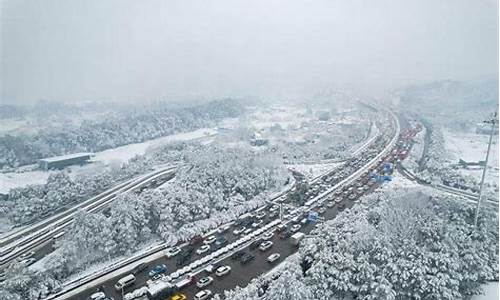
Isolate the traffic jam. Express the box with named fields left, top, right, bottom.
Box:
left=83, top=118, right=419, bottom=300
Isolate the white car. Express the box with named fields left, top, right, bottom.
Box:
left=259, top=241, right=273, bottom=251
left=252, top=220, right=263, bottom=228
left=90, top=292, right=106, bottom=300
left=195, top=289, right=212, bottom=300
left=217, top=225, right=231, bottom=233
left=196, top=276, right=214, bottom=288
left=19, top=258, right=36, bottom=266
left=165, top=246, right=181, bottom=258
left=215, top=265, right=231, bottom=277
left=290, top=224, right=301, bottom=232
left=244, top=228, right=253, bottom=235
left=326, top=201, right=335, bottom=208
left=197, top=244, right=211, bottom=255
left=233, top=227, right=246, bottom=235
left=256, top=211, right=266, bottom=219
left=267, top=253, right=281, bottom=263
left=261, top=231, right=274, bottom=240
left=204, top=236, right=217, bottom=244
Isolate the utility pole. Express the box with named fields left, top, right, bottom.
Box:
left=474, top=112, right=498, bottom=227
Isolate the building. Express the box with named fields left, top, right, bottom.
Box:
left=38, top=152, right=93, bottom=170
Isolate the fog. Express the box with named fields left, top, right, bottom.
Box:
left=1, top=0, right=498, bottom=104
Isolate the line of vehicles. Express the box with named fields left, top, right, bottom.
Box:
left=80, top=114, right=404, bottom=300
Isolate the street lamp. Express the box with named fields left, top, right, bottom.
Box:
left=473, top=112, right=498, bottom=227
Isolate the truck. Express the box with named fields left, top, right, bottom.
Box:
left=290, top=232, right=305, bottom=246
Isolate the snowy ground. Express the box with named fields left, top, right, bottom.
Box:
left=442, top=128, right=499, bottom=187
left=0, top=127, right=218, bottom=194
left=471, top=282, right=499, bottom=300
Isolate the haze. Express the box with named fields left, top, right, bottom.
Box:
left=1, top=0, right=498, bottom=104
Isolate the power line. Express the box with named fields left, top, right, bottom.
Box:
left=474, top=111, right=498, bottom=227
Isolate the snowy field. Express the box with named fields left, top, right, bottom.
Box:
left=92, top=127, right=217, bottom=164
left=442, top=128, right=499, bottom=187
left=0, top=127, right=217, bottom=194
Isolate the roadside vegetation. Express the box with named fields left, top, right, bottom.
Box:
left=217, top=187, right=499, bottom=300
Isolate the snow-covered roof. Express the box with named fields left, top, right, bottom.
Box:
left=39, top=152, right=93, bottom=163
left=147, top=280, right=174, bottom=297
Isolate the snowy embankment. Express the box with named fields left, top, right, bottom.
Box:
left=0, top=127, right=217, bottom=194
left=402, top=124, right=426, bottom=174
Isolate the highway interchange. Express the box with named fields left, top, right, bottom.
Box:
left=6, top=109, right=487, bottom=300
left=0, top=166, right=177, bottom=268
left=55, top=110, right=407, bottom=300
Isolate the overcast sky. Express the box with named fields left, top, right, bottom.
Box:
left=1, top=0, right=498, bottom=104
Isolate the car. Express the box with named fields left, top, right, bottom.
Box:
left=249, top=239, right=262, bottom=250
left=335, top=197, right=343, bottom=203
left=267, top=253, right=281, bottom=263
left=90, top=292, right=106, bottom=300
left=170, top=293, right=187, bottom=300
left=259, top=241, right=273, bottom=251
left=152, top=274, right=164, bottom=281
left=326, top=201, right=335, bottom=208
left=204, top=236, right=217, bottom=244
left=194, top=289, right=212, bottom=300
left=270, top=205, right=279, bottom=212
left=217, top=225, right=231, bottom=233
left=276, top=224, right=287, bottom=232
left=215, top=265, right=231, bottom=277
left=261, top=231, right=274, bottom=240
left=240, top=253, right=255, bottom=264
left=233, top=227, right=246, bottom=235
left=252, top=220, right=263, bottom=228
left=290, top=224, right=301, bottom=232
left=338, top=203, right=345, bottom=210
left=165, top=247, right=181, bottom=258
left=196, top=276, right=214, bottom=288
left=269, top=210, right=279, bottom=218
left=196, top=244, right=211, bottom=255
left=348, top=194, right=356, bottom=201
left=300, top=218, right=309, bottom=225
left=148, top=264, right=167, bottom=277
left=115, top=274, right=136, bottom=291
left=242, top=228, right=252, bottom=235
left=318, top=207, right=327, bottom=214
left=19, top=251, right=35, bottom=260
left=256, top=211, right=266, bottom=219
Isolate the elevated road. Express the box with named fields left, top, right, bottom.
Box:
left=49, top=109, right=400, bottom=300
left=0, top=166, right=177, bottom=268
